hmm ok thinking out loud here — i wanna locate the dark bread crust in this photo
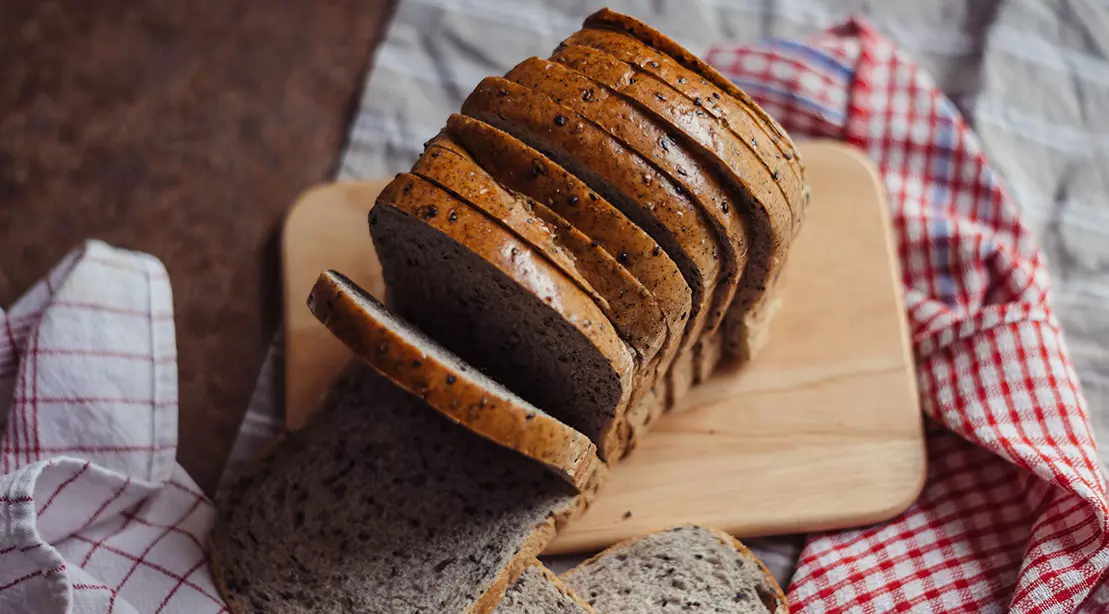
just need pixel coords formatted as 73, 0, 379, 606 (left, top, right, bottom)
307, 270, 600, 490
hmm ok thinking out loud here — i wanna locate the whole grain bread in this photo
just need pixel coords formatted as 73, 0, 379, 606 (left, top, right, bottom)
371, 173, 634, 461
528, 199, 667, 365
210, 364, 581, 614
581, 8, 805, 212
494, 562, 596, 614
444, 114, 691, 451
461, 77, 718, 366
307, 270, 600, 490
415, 135, 665, 365
506, 56, 747, 338
562, 525, 788, 614
551, 40, 794, 362
412, 138, 608, 313
444, 114, 691, 357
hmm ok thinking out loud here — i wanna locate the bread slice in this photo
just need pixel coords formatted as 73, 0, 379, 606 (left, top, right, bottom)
414, 134, 665, 366
412, 137, 609, 313
307, 270, 600, 490
550, 41, 794, 363
561, 525, 788, 614
461, 77, 719, 365
444, 114, 690, 351
371, 173, 634, 461
506, 56, 747, 339
580, 8, 806, 222
444, 115, 689, 450
210, 363, 581, 614
494, 562, 596, 614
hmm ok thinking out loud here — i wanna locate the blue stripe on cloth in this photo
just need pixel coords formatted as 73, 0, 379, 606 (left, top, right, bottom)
729, 78, 847, 123
929, 218, 959, 306
761, 38, 854, 78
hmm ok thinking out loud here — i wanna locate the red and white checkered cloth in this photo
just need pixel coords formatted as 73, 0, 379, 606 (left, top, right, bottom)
703, 19, 1109, 612
0, 241, 225, 614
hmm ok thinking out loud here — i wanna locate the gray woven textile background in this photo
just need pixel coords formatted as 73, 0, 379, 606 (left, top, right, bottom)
337, 0, 1109, 467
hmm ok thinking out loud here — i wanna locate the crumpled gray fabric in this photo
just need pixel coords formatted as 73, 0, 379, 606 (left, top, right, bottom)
325, 0, 1109, 585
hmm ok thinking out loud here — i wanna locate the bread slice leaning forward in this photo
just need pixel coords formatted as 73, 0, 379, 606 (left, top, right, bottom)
370, 173, 635, 461
561, 524, 788, 614
307, 269, 601, 490
494, 562, 597, 614
210, 363, 581, 614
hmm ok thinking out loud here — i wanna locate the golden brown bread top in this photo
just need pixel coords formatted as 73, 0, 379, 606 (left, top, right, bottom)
444, 114, 691, 357
583, 8, 804, 184
413, 136, 610, 313
307, 270, 601, 491
551, 42, 790, 317
506, 55, 748, 337
461, 77, 719, 359
562, 29, 806, 238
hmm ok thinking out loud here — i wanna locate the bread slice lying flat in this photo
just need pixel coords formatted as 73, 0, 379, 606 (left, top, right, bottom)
494, 562, 596, 614
307, 269, 601, 490
211, 363, 580, 614
561, 525, 788, 614
371, 173, 634, 461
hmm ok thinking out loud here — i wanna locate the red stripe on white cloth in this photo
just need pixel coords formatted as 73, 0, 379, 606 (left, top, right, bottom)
708, 18, 1108, 612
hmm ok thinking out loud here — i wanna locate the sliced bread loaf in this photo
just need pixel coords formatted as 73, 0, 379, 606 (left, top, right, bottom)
444, 114, 690, 450
371, 173, 634, 461
551, 40, 795, 362
461, 77, 719, 365
210, 363, 581, 614
443, 114, 691, 354
494, 562, 596, 614
561, 525, 788, 614
307, 269, 600, 490
580, 8, 806, 217
414, 135, 665, 365
506, 56, 747, 338
412, 138, 608, 313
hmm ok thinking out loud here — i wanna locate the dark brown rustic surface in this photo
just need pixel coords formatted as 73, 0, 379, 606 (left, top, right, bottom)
0, 0, 396, 493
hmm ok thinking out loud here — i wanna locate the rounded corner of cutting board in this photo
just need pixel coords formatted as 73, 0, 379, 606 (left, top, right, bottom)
282, 142, 925, 550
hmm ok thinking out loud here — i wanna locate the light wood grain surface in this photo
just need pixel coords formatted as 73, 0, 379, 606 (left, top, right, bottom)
281, 140, 925, 554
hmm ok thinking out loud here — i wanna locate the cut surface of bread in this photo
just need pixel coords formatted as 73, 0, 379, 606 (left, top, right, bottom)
506, 55, 747, 337
371, 173, 633, 460
461, 77, 718, 362
562, 525, 788, 614
494, 563, 596, 614
444, 114, 690, 357
416, 135, 665, 365
211, 364, 579, 614
307, 269, 599, 490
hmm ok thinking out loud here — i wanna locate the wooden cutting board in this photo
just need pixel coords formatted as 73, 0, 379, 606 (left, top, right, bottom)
281, 140, 925, 554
